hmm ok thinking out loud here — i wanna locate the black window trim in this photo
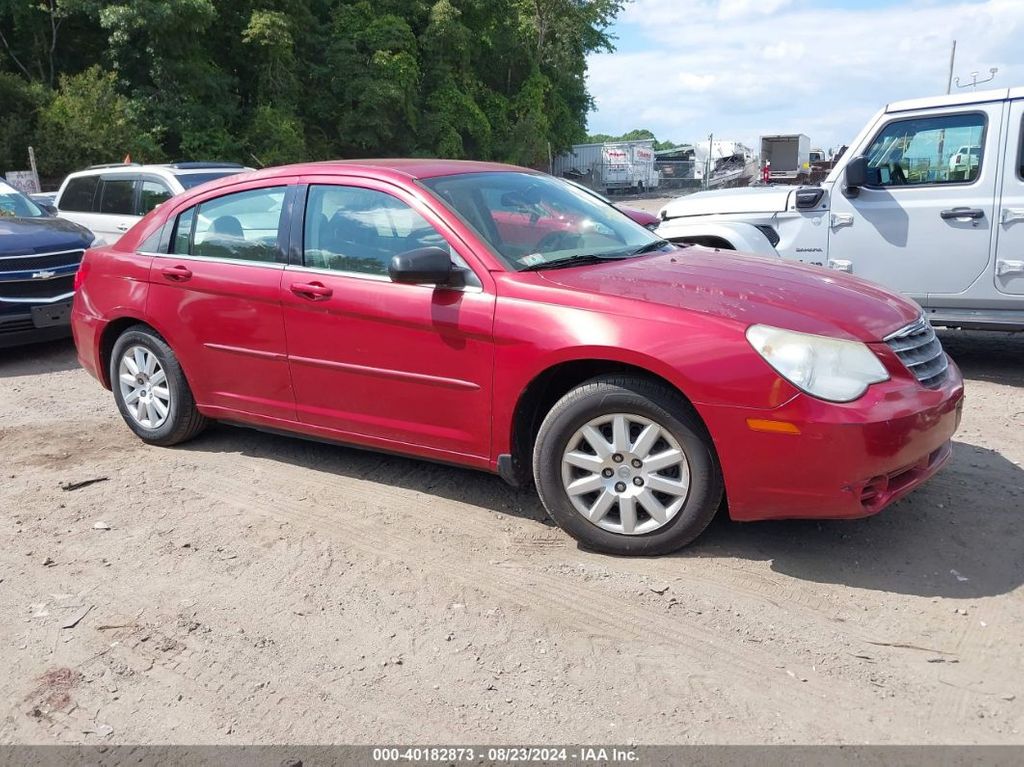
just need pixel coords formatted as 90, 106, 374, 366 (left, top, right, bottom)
1017, 111, 1024, 182
861, 109, 989, 190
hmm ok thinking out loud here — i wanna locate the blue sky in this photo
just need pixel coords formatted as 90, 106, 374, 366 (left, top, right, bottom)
586, 0, 1024, 151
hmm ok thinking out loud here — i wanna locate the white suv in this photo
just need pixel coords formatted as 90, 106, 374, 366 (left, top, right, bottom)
657, 87, 1024, 331
55, 162, 251, 245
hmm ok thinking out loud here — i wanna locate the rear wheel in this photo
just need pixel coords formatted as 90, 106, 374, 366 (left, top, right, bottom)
110, 326, 207, 446
533, 375, 723, 555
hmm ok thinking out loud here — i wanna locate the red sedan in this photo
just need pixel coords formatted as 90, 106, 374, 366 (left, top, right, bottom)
72, 160, 964, 555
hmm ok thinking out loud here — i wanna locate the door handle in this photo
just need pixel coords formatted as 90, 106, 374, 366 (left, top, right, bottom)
159, 265, 193, 282
290, 281, 333, 300
1002, 208, 1024, 225
996, 260, 1024, 277
940, 207, 984, 220
116, 223, 131, 232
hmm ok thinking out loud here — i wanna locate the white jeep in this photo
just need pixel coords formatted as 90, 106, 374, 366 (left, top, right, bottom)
657, 87, 1024, 331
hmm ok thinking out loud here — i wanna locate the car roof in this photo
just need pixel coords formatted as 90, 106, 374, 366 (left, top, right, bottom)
157, 159, 539, 203
63, 164, 247, 178
886, 87, 1020, 113
249, 158, 534, 181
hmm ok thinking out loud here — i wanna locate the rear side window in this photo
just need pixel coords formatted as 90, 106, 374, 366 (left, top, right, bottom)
139, 180, 172, 215
171, 186, 285, 263
60, 176, 99, 212
98, 178, 137, 214
863, 112, 986, 186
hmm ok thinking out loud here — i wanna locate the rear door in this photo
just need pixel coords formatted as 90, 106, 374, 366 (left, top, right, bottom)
280, 177, 495, 460
145, 182, 296, 421
995, 99, 1024, 295
827, 105, 1001, 302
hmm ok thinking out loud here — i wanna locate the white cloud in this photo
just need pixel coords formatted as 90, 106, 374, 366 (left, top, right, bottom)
589, 0, 1024, 151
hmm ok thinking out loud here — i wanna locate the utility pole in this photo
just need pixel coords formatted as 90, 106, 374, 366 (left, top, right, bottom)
946, 40, 956, 94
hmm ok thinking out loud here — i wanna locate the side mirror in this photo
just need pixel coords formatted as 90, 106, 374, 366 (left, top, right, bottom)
39, 202, 58, 216
389, 246, 463, 287
843, 154, 868, 197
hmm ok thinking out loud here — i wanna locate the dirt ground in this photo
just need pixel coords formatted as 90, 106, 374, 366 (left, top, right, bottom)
1, 323, 1022, 744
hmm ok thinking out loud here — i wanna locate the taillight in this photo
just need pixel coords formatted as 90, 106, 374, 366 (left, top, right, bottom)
73, 258, 90, 291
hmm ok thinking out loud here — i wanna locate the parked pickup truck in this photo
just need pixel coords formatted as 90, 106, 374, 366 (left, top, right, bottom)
658, 88, 1024, 331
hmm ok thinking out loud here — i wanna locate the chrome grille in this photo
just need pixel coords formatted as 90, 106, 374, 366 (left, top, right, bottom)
0, 249, 84, 273
885, 317, 948, 389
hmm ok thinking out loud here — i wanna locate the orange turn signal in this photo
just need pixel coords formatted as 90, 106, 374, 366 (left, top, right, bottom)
746, 418, 801, 435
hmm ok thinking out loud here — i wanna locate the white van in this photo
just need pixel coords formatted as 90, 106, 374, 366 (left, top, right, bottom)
55, 162, 250, 245
658, 88, 1024, 331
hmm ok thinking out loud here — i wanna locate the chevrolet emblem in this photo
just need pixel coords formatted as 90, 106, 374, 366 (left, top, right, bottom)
32, 270, 56, 280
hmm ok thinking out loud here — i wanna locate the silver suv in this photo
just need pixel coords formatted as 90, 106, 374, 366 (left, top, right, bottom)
55, 162, 250, 245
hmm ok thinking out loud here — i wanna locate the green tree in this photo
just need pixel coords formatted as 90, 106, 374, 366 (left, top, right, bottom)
34, 66, 161, 174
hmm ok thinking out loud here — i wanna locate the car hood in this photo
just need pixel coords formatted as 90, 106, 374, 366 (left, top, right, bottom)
0, 216, 94, 256
536, 247, 921, 342
660, 187, 792, 220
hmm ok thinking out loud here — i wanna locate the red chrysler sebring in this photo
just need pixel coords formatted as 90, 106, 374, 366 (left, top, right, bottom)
72, 160, 964, 555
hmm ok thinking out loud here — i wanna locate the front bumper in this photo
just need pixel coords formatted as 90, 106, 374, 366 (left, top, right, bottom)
0, 300, 73, 349
702, 356, 965, 521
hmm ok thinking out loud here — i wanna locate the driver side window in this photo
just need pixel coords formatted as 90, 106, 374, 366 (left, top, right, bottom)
302, 185, 476, 284
865, 112, 986, 186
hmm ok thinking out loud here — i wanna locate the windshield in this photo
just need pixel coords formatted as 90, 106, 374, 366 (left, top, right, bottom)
176, 170, 245, 190
420, 172, 665, 271
0, 183, 45, 218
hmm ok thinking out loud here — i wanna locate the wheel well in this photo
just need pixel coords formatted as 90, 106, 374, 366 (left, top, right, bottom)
508, 360, 693, 485
670, 235, 735, 250
98, 318, 155, 388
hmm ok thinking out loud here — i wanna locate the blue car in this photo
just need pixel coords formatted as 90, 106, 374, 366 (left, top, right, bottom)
1, 181, 94, 348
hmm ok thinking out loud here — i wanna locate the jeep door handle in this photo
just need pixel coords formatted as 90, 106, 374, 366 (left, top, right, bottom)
159, 265, 192, 282
940, 207, 984, 220
290, 281, 333, 300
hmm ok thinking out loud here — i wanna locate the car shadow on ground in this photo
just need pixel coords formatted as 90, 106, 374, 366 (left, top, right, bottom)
936, 329, 1024, 387
689, 440, 1024, 599
0, 338, 79, 378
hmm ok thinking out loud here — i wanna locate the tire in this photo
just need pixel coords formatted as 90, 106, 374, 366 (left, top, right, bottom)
109, 325, 208, 446
533, 375, 723, 555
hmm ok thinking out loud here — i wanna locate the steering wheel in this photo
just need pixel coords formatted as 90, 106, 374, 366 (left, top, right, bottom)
534, 230, 581, 253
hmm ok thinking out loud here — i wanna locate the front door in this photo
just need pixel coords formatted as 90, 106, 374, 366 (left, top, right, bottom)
995, 99, 1024, 296
827, 105, 1001, 302
145, 183, 295, 421
281, 179, 494, 461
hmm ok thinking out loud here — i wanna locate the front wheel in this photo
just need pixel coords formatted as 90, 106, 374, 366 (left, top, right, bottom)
533, 375, 723, 555
110, 325, 208, 446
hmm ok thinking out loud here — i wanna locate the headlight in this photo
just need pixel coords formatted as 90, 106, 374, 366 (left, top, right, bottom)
746, 324, 889, 402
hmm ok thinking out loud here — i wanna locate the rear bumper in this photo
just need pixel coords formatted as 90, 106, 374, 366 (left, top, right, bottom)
702, 358, 965, 521
70, 306, 107, 385
0, 301, 73, 349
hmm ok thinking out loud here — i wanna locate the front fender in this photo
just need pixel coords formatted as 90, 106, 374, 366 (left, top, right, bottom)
656, 219, 779, 257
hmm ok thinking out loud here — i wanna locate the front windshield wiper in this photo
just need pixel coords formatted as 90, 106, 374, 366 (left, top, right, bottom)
520, 254, 629, 272
629, 238, 672, 256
